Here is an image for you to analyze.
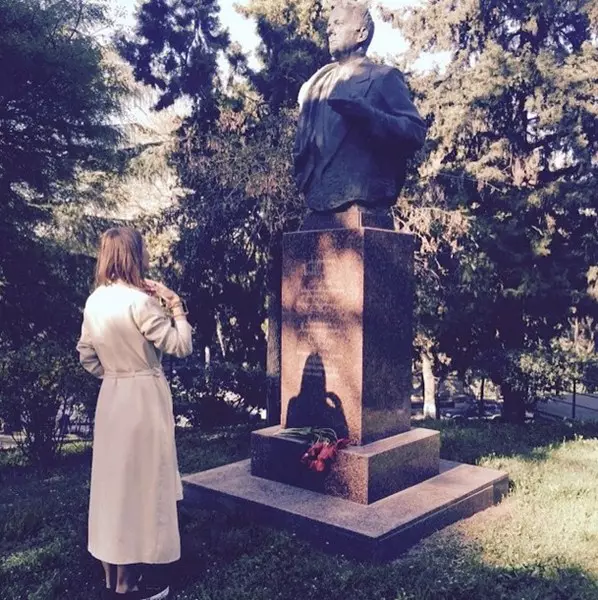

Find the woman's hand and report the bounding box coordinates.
[144,279,180,307]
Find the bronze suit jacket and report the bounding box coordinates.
[294,56,427,212]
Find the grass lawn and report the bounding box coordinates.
[1,419,598,600]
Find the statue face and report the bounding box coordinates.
[327,7,368,59]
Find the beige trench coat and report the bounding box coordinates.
[76,282,193,565]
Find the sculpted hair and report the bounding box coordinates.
[94,227,146,289]
[330,0,375,48]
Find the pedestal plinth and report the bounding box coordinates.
[251,425,440,505]
[281,228,415,445]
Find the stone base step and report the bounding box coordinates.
[182,458,508,561]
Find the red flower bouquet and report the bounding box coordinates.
[280,427,350,473]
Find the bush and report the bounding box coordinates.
[581,359,598,392]
[0,339,98,467]
[169,359,267,428]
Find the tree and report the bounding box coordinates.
[386,0,598,421]
[0,0,124,345]
[237,0,329,111]
[395,193,471,418]
[45,49,187,260]
[228,0,330,421]
[0,339,99,467]
[118,0,229,122]
[121,0,329,381]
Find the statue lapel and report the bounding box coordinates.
[316,59,376,178]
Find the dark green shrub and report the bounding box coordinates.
[169,358,267,427]
[0,339,99,467]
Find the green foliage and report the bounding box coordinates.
[0,232,97,345]
[150,104,303,365]
[118,0,229,119]
[238,0,330,111]
[170,360,266,427]
[388,0,598,420]
[119,0,598,423]
[0,340,99,467]
[121,0,329,373]
[175,425,253,474]
[0,0,124,347]
[0,0,121,193]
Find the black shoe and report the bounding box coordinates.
[102,587,113,600]
[111,589,168,600]
[109,575,169,599]
[139,584,169,600]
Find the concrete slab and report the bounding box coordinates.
[182,459,508,561]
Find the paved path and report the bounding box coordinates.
[0,434,19,449]
[536,392,598,422]
[0,433,87,450]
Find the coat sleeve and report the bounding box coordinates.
[366,68,427,154]
[76,313,104,379]
[132,294,193,359]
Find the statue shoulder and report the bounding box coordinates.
[371,63,411,93]
[298,63,336,107]
[372,62,405,80]
[298,79,311,108]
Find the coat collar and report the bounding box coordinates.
[335,56,374,81]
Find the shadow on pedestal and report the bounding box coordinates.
[286,352,348,439]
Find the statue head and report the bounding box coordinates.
[327,0,375,61]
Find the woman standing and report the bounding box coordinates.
[77,227,192,599]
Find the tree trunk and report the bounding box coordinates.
[497,303,527,424]
[501,381,526,423]
[421,350,437,419]
[215,312,226,358]
[204,345,211,387]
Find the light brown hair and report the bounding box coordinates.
[94,227,146,289]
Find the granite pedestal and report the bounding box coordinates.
[183,223,508,560]
[183,459,509,562]
[281,227,415,445]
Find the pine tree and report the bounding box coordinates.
[118,0,229,124]
[0,0,123,345]
[385,0,598,421]
[120,0,331,420]
[238,0,329,111]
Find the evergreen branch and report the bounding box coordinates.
[539,164,579,183]
[419,171,505,193]
[525,134,558,151]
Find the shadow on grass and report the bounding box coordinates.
[2,421,597,599]
[169,511,598,600]
[176,425,253,475]
[169,420,598,599]
[177,419,598,476]
[0,443,92,486]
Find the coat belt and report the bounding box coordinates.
[103,367,164,379]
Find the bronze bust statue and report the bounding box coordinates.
[294,0,426,221]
